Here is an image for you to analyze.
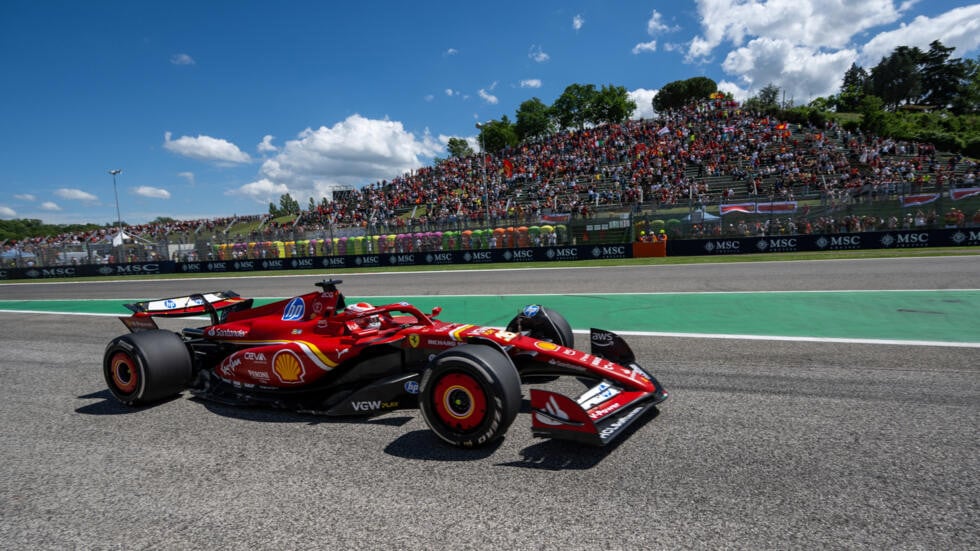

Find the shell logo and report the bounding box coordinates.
[273,350,304,383]
[534,341,559,351]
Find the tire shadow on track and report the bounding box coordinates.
[75,389,180,415]
[384,430,504,461]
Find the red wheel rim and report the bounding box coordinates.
[110,351,139,394]
[432,372,487,432]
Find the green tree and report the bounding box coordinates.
[869,46,924,109]
[859,95,887,134]
[277,193,300,216]
[837,63,869,111]
[591,84,636,124]
[744,83,781,112]
[951,57,980,114]
[651,80,688,112]
[446,137,474,158]
[920,40,971,111]
[515,98,553,142]
[684,76,718,101]
[550,83,598,130]
[477,117,518,154]
[652,77,718,112]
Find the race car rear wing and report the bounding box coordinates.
[120,291,253,332]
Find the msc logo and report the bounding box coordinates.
[897,233,928,244]
[291,258,315,268]
[262,260,284,269]
[817,235,861,249]
[704,240,740,253]
[324,257,347,267]
[426,253,454,264]
[234,261,255,270]
[592,246,626,258]
[182,263,201,272]
[463,251,493,262]
[388,254,416,265]
[547,248,578,259]
[505,250,534,261]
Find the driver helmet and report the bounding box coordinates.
[347,302,380,329]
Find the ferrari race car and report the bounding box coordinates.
[103,279,667,447]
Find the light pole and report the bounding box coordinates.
[109,169,122,260]
[475,122,491,226]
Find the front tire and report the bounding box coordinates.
[506,305,574,348]
[419,344,521,448]
[103,330,192,406]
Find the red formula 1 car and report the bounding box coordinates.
[103,279,667,447]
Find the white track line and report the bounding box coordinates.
[1,308,975,348]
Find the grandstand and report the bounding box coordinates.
[2,98,978,268]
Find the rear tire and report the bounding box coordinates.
[419,344,521,448]
[103,330,192,406]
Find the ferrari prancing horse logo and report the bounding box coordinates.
[408,334,420,348]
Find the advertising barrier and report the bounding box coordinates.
[667,228,980,256]
[0,229,976,280]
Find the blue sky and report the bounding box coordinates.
[1,1,978,225]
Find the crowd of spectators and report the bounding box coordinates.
[4,98,979,268]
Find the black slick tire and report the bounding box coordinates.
[103,330,192,406]
[419,344,521,448]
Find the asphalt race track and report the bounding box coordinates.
[0,257,977,549]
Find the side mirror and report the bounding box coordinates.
[430,306,442,318]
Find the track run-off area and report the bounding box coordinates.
[0,256,977,549]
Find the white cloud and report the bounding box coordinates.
[628,88,659,120]
[478,89,499,104]
[0,206,17,218]
[573,15,585,31]
[424,94,435,102]
[683,1,978,104]
[40,201,61,211]
[257,135,278,153]
[645,10,676,35]
[170,53,195,66]
[14,194,36,201]
[232,114,443,206]
[528,45,550,63]
[721,37,857,102]
[717,80,750,102]
[55,188,98,201]
[445,88,459,97]
[177,172,195,185]
[229,178,289,204]
[134,186,171,199]
[859,5,980,65]
[688,0,905,60]
[632,41,657,54]
[164,132,251,164]
[520,79,542,88]
[444,48,458,56]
